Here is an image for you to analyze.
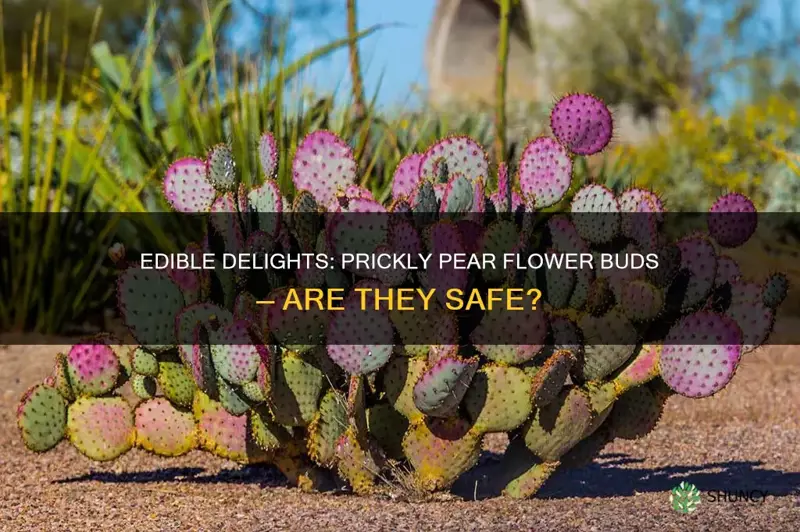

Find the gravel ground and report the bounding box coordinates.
[1,335,799,531]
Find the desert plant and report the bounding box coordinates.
[16,93,788,498]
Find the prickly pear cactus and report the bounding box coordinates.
[17,93,788,500]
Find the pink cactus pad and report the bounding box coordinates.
[518,136,573,209]
[135,398,197,456]
[419,136,490,185]
[163,157,216,212]
[258,132,279,178]
[65,342,120,396]
[67,397,135,461]
[659,311,743,398]
[194,392,268,463]
[209,320,266,385]
[708,192,757,248]
[392,153,423,199]
[292,130,357,209]
[550,93,613,155]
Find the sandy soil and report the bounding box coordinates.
[1,334,799,531]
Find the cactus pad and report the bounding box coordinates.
[550,93,613,155]
[67,397,135,461]
[464,365,533,433]
[307,389,348,466]
[65,342,120,396]
[292,130,357,209]
[392,153,423,199]
[134,398,197,456]
[659,311,743,397]
[193,391,269,463]
[530,350,574,408]
[258,131,279,178]
[209,320,265,385]
[570,184,620,244]
[158,361,197,408]
[163,157,216,212]
[17,384,68,452]
[419,135,489,185]
[522,386,593,462]
[518,136,572,208]
[269,352,325,426]
[763,273,789,309]
[708,192,757,248]
[402,417,482,492]
[118,267,184,350]
[413,355,479,417]
[132,347,159,377]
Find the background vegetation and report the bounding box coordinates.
[0,0,798,334]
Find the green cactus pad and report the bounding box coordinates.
[561,424,614,469]
[402,417,482,492]
[613,343,660,394]
[522,386,593,462]
[577,310,638,382]
[117,267,185,350]
[158,361,197,408]
[65,342,121,397]
[248,179,282,237]
[269,352,325,426]
[193,391,270,463]
[206,143,237,192]
[610,385,665,440]
[134,398,197,456]
[367,403,409,460]
[175,302,233,390]
[17,384,68,452]
[479,219,519,283]
[381,356,428,423]
[241,380,266,403]
[266,288,329,352]
[307,389,348,467]
[249,406,289,453]
[132,347,159,377]
[413,355,479,418]
[530,350,574,408]
[464,365,533,433]
[131,374,157,399]
[440,173,476,214]
[217,377,253,415]
[67,397,135,461]
[502,460,560,499]
[544,253,577,308]
[391,303,457,358]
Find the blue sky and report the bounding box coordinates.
[232,0,436,109]
[231,0,799,112]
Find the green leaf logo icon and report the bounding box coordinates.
[670,482,701,514]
